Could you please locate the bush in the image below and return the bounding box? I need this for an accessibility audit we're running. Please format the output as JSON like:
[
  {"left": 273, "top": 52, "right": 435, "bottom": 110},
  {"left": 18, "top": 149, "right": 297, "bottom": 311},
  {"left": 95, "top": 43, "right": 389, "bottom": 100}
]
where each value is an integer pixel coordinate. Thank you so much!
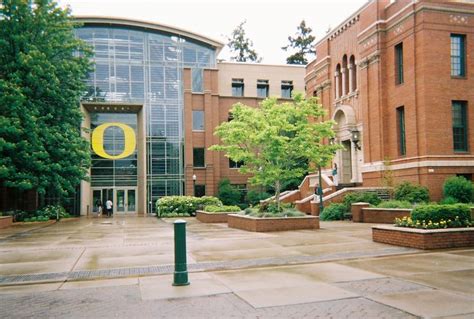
[
  {"left": 411, "top": 204, "right": 471, "bottom": 224},
  {"left": 443, "top": 176, "right": 474, "bottom": 204},
  {"left": 246, "top": 190, "right": 272, "bottom": 206},
  {"left": 440, "top": 196, "right": 458, "bottom": 205},
  {"left": 37, "top": 205, "right": 69, "bottom": 220},
  {"left": 204, "top": 205, "right": 241, "bottom": 213},
  {"left": 343, "top": 192, "right": 381, "bottom": 209},
  {"left": 377, "top": 200, "right": 412, "bottom": 209},
  {"left": 217, "top": 179, "right": 242, "bottom": 206},
  {"left": 394, "top": 182, "right": 430, "bottom": 203},
  {"left": 156, "top": 196, "right": 222, "bottom": 217},
  {"left": 320, "top": 203, "right": 347, "bottom": 221}
]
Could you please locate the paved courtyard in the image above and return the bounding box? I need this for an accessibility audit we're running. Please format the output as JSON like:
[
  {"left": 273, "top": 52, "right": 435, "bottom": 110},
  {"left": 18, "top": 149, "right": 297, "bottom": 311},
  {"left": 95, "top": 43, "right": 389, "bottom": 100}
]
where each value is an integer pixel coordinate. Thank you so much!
[{"left": 0, "top": 217, "right": 473, "bottom": 318}]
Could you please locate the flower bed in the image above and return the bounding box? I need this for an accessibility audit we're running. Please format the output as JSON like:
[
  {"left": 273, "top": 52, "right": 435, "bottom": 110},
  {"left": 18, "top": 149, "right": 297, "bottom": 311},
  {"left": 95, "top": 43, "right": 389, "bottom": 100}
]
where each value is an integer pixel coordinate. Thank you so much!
[
  {"left": 227, "top": 214, "right": 319, "bottom": 232},
  {"left": 372, "top": 225, "right": 474, "bottom": 249},
  {"left": 196, "top": 210, "right": 233, "bottom": 223}
]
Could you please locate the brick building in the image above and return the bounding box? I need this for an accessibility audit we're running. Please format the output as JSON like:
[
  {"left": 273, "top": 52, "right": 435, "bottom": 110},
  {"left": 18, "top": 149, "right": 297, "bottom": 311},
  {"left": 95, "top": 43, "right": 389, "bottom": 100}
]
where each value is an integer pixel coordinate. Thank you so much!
[
  {"left": 76, "top": 17, "right": 305, "bottom": 215},
  {"left": 305, "top": 0, "right": 474, "bottom": 200}
]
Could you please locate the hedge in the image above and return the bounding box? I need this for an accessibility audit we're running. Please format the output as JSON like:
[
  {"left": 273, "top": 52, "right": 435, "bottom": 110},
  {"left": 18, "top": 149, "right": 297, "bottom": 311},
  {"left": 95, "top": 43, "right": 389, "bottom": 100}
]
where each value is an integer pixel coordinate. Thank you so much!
[
  {"left": 156, "top": 196, "right": 222, "bottom": 217},
  {"left": 204, "top": 205, "right": 241, "bottom": 213},
  {"left": 411, "top": 204, "right": 471, "bottom": 223},
  {"left": 320, "top": 203, "right": 347, "bottom": 221}
]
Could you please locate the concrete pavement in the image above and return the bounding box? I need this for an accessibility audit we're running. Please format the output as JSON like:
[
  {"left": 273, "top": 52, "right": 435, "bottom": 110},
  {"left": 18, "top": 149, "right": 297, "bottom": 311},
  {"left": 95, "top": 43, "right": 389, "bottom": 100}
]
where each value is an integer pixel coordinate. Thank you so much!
[{"left": 0, "top": 217, "right": 473, "bottom": 318}]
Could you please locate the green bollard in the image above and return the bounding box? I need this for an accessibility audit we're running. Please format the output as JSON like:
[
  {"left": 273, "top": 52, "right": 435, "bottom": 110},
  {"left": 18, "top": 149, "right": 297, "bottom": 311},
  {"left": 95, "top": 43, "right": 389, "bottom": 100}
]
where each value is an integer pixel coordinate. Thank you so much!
[{"left": 173, "top": 219, "right": 190, "bottom": 286}]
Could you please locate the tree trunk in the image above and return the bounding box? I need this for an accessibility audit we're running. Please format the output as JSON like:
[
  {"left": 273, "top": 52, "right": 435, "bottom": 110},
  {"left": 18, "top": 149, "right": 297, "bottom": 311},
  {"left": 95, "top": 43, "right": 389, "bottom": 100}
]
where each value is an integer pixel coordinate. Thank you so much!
[{"left": 275, "top": 180, "right": 281, "bottom": 212}]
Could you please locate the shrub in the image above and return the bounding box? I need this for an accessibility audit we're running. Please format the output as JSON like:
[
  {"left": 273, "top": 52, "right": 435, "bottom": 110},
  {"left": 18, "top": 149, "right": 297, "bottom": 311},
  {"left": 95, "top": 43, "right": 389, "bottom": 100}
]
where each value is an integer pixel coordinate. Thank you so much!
[
  {"left": 156, "top": 196, "right": 222, "bottom": 217},
  {"left": 395, "top": 215, "right": 472, "bottom": 229},
  {"left": 246, "top": 190, "right": 272, "bottom": 206},
  {"left": 343, "top": 192, "right": 381, "bottom": 209},
  {"left": 217, "top": 179, "right": 242, "bottom": 206},
  {"left": 440, "top": 196, "right": 458, "bottom": 205},
  {"left": 37, "top": 205, "right": 69, "bottom": 220},
  {"left": 377, "top": 200, "right": 412, "bottom": 209},
  {"left": 394, "top": 182, "right": 430, "bottom": 203},
  {"left": 443, "top": 176, "right": 474, "bottom": 204},
  {"left": 411, "top": 204, "right": 471, "bottom": 224},
  {"left": 204, "top": 205, "right": 241, "bottom": 213},
  {"left": 320, "top": 203, "right": 347, "bottom": 221}
]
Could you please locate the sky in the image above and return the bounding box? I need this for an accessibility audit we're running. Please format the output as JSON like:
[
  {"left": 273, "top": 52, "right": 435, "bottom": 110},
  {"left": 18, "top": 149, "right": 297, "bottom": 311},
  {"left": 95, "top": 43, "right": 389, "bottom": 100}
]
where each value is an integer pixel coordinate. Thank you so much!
[{"left": 58, "top": 0, "right": 368, "bottom": 64}]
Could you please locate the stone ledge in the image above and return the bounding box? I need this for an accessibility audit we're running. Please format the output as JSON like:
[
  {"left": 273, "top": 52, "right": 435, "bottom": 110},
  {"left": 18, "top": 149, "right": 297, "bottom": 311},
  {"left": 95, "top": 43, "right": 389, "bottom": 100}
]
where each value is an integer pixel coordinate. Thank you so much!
[
  {"left": 227, "top": 214, "right": 320, "bottom": 232},
  {"left": 196, "top": 210, "right": 234, "bottom": 223},
  {"left": 0, "top": 216, "right": 13, "bottom": 229}
]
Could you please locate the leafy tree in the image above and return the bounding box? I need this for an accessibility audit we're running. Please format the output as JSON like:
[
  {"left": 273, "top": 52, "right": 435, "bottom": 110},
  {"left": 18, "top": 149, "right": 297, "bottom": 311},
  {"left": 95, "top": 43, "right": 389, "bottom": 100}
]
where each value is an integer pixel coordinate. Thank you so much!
[
  {"left": 210, "top": 94, "right": 341, "bottom": 210},
  {"left": 227, "top": 20, "right": 262, "bottom": 63},
  {"left": 0, "top": 0, "right": 92, "bottom": 204},
  {"left": 282, "top": 20, "right": 316, "bottom": 65},
  {"left": 217, "top": 178, "right": 241, "bottom": 206}
]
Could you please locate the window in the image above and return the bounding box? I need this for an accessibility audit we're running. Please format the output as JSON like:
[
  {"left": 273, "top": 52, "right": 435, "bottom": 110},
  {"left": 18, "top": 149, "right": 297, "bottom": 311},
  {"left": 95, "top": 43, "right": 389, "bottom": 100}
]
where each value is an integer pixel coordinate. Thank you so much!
[
  {"left": 397, "top": 106, "right": 406, "bottom": 156},
  {"left": 395, "top": 43, "right": 404, "bottom": 85},
  {"left": 192, "top": 110, "right": 204, "bottom": 131},
  {"left": 451, "top": 34, "right": 466, "bottom": 77},
  {"left": 232, "top": 79, "right": 244, "bottom": 97},
  {"left": 229, "top": 159, "right": 243, "bottom": 169},
  {"left": 194, "top": 185, "right": 206, "bottom": 197},
  {"left": 281, "top": 80, "right": 293, "bottom": 98},
  {"left": 192, "top": 68, "right": 203, "bottom": 92},
  {"left": 257, "top": 79, "right": 269, "bottom": 98},
  {"left": 452, "top": 101, "right": 468, "bottom": 152},
  {"left": 193, "top": 148, "right": 205, "bottom": 167}
]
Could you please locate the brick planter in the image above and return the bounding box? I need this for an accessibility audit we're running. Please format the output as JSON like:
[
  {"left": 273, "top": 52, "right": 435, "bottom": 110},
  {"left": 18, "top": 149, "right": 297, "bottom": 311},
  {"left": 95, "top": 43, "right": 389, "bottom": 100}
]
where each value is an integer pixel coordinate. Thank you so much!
[
  {"left": 0, "top": 216, "right": 13, "bottom": 229},
  {"left": 373, "top": 225, "right": 474, "bottom": 249},
  {"left": 196, "top": 210, "right": 235, "bottom": 223},
  {"left": 351, "top": 203, "right": 412, "bottom": 223},
  {"left": 227, "top": 214, "right": 319, "bottom": 232}
]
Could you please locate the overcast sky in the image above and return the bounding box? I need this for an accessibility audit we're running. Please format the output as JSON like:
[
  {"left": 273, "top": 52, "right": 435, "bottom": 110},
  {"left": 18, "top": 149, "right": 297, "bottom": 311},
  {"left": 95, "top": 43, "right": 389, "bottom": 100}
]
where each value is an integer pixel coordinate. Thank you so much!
[{"left": 58, "top": 0, "right": 368, "bottom": 64}]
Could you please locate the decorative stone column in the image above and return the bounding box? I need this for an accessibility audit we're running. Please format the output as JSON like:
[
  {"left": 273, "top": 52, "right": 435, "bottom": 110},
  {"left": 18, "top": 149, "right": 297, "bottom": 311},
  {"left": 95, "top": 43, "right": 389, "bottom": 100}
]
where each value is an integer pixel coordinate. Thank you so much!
[
  {"left": 341, "top": 67, "right": 347, "bottom": 96},
  {"left": 352, "top": 202, "right": 370, "bottom": 222},
  {"left": 349, "top": 64, "right": 354, "bottom": 92}
]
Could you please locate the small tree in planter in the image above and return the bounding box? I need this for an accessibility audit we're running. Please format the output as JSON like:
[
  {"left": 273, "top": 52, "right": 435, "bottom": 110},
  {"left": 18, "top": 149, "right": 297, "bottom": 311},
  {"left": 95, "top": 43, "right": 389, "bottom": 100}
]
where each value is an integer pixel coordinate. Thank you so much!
[{"left": 210, "top": 94, "right": 340, "bottom": 212}]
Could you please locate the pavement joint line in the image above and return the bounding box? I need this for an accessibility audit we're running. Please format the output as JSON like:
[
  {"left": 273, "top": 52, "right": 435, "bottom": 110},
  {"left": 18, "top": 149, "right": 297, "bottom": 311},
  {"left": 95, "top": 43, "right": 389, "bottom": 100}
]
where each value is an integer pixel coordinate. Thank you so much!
[{"left": 0, "top": 246, "right": 419, "bottom": 286}]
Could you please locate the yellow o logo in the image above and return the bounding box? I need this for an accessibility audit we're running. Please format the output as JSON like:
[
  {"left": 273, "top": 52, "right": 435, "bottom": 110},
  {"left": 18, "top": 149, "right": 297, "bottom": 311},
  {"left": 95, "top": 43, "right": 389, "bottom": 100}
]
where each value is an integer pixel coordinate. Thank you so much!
[{"left": 91, "top": 123, "right": 136, "bottom": 159}]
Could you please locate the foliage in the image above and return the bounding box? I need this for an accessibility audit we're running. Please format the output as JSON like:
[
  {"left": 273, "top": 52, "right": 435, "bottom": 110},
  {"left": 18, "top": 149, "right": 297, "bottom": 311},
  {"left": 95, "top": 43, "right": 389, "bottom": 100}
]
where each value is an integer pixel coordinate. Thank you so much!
[
  {"left": 244, "top": 206, "right": 305, "bottom": 218},
  {"left": 36, "top": 205, "right": 70, "bottom": 219},
  {"left": 320, "top": 203, "right": 347, "bottom": 221},
  {"left": 0, "top": 0, "right": 92, "bottom": 201},
  {"left": 246, "top": 190, "right": 272, "bottom": 206},
  {"left": 1, "top": 204, "right": 70, "bottom": 222},
  {"left": 210, "top": 94, "right": 341, "bottom": 211},
  {"left": 227, "top": 20, "right": 262, "bottom": 63},
  {"left": 343, "top": 192, "right": 381, "bottom": 209},
  {"left": 410, "top": 204, "right": 471, "bottom": 224},
  {"left": 156, "top": 196, "right": 222, "bottom": 217},
  {"left": 281, "top": 20, "right": 316, "bottom": 65},
  {"left": 443, "top": 176, "right": 474, "bottom": 204},
  {"left": 395, "top": 215, "right": 472, "bottom": 229},
  {"left": 217, "top": 178, "right": 241, "bottom": 206},
  {"left": 394, "top": 182, "right": 430, "bottom": 203},
  {"left": 204, "top": 205, "right": 241, "bottom": 213},
  {"left": 381, "top": 158, "right": 395, "bottom": 198},
  {"left": 440, "top": 196, "right": 459, "bottom": 205},
  {"left": 376, "top": 200, "right": 412, "bottom": 209}
]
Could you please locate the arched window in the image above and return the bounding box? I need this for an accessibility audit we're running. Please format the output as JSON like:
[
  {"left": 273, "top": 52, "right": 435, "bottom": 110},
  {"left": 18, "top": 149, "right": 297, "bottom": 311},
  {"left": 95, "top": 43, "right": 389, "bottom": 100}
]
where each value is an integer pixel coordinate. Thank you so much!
[
  {"left": 342, "top": 55, "right": 349, "bottom": 96},
  {"left": 350, "top": 55, "right": 357, "bottom": 92},
  {"left": 335, "top": 64, "right": 342, "bottom": 99}
]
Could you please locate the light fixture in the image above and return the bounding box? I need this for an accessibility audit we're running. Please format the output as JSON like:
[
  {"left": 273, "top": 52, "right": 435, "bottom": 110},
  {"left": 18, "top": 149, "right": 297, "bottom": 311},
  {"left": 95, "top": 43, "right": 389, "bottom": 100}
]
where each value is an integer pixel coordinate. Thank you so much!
[
  {"left": 329, "top": 137, "right": 336, "bottom": 145},
  {"left": 351, "top": 129, "right": 361, "bottom": 150},
  {"left": 192, "top": 174, "right": 197, "bottom": 182}
]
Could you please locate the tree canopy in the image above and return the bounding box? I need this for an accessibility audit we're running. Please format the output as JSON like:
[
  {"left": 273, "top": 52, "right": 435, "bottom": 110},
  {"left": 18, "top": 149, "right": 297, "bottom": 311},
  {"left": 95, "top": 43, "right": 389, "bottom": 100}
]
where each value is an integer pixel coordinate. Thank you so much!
[
  {"left": 0, "top": 0, "right": 92, "bottom": 201},
  {"left": 210, "top": 94, "right": 341, "bottom": 208},
  {"left": 227, "top": 20, "right": 262, "bottom": 63},
  {"left": 282, "top": 20, "right": 316, "bottom": 65}
]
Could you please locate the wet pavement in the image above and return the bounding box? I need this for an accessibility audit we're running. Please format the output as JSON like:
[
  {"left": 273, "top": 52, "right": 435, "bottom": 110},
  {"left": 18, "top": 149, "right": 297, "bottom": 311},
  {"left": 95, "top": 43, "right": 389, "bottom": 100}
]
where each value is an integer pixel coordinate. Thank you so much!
[{"left": 0, "top": 216, "right": 473, "bottom": 318}]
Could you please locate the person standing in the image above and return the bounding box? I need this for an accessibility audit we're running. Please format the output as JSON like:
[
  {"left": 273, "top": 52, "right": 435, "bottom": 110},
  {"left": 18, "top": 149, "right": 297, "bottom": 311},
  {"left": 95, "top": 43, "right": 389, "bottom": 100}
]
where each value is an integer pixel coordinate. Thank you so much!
[
  {"left": 332, "top": 163, "right": 338, "bottom": 187},
  {"left": 95, "top": 199, "right": 103, "bottom": 217},
  {"left": 105, "top": 198, "right": 113, "bottom": 217}
]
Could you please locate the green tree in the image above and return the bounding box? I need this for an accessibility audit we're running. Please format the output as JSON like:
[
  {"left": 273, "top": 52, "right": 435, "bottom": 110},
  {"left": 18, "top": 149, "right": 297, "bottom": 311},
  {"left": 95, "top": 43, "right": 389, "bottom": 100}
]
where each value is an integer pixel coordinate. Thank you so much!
[
  {"left": 217, "top": 178, "right": 241, "bottom": 206},
  {"left": 210, "top": 94, "right": 341, "bottom": 210},
  {"left": 0, "top": 0, "right": 92, "bottom": 204},
  {"left": 227, "top": 20, "right": 262, "bottom": 63},
  {"left": 282, "top": 20, "right": 316, "bottom": 65}
]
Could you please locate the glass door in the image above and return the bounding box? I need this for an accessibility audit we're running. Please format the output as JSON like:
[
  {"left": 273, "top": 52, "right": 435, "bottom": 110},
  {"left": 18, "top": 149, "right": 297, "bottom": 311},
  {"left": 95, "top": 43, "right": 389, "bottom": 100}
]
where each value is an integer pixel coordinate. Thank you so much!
[
  {"left": 127, "top": 189, "right": 136, "bottom": 213},
  {"left": 116, "top": 189, "right": 126, "bottom": 214}
]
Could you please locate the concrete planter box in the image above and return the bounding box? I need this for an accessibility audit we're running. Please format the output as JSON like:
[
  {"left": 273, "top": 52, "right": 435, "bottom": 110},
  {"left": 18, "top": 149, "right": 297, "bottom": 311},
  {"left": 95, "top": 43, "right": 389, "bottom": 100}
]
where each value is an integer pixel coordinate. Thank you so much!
[
  {"left": 352, "top": 203, "right": 411, "bottom": 223},
  {"left": 196, "top": 210, "right": 235, "bottom": 223},
  {"left": 227, "top": 214, "right": 319, "bottom": 232},
  {"left": 0, "top": 216, "right": 13, "bottom": 229},
  {"left": 373, "top": 225, "right": 474, "bottom": 249}
]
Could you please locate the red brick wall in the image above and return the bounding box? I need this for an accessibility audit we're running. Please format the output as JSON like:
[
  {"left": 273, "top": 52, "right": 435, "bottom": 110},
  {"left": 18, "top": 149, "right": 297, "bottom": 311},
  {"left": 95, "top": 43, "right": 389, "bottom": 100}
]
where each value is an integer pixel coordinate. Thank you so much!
[
  {"left": 227, "top": 214, "right": 319, "bottom": 232},
  {"left": 0, "top": 216, "right": 13, "bottom": 229},
  {"left": 196, "top": 210, "right": 230, "bottom": 223}
]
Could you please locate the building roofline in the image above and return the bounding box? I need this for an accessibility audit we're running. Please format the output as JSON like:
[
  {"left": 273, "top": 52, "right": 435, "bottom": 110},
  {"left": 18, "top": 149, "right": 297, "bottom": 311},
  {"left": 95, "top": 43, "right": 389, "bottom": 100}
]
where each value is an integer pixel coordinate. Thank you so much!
[
  {"left": 217, "top": 61, "right": 306, "bottom": 68},
  {"left": 75, "top": 16, "right": 224, "bottom": 54}
]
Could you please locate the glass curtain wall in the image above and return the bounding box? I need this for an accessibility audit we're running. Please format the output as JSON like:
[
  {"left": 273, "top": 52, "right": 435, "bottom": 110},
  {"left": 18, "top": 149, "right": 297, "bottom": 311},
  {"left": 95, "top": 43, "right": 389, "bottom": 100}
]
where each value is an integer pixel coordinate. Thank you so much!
[{"left": 77, "top": 26, "right": 216, "bottom": 209}]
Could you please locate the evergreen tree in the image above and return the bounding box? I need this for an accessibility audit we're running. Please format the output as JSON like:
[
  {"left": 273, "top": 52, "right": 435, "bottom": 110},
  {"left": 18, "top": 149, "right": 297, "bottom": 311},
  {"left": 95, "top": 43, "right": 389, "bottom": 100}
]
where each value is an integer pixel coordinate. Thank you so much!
[
  {"left": 227, "top": 20, "right": 262, "bottom": 63},
  {"left": 0, "top": 0, "right": 92, "bottom": 203},
  {"left": 282, "top": 20, "right": 316, "bottom": 65}
]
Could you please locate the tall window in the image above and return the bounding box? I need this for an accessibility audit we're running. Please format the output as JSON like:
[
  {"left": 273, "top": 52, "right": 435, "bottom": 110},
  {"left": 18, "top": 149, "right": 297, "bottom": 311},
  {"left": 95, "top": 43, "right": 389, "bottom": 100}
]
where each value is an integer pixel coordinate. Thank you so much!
[
  {"left": 257, "top": 79, "right": 269, "bottom": 98},
  {"left": 192, "top": 68, "right": 203, "bottom": 92},
  {"left": 232, "top": 78, "right": 244, "bottom": 97},
  {"left": 229, "top": 159, "right": 243, "bottom": 168},
  {"left": 452, "top": 101, "right": 468, "bottom": 152},
  {"left": 193, "top": 148, "right": 205, "bottom": 167},
  {"left": 281, "top": 80, "right": 293, "bottom": 98},
  {"left": 194, "top": 185, "right": 206, "bottom": 197},
  {"left": 395, "top": 43, "right": 404, "bottom": 85},
  {"left": 397, "top": 106, "right": 406, "bottom": 156},
  {"left": 451, "top": 34, "right": 466, "bottom": 77},
  {"left": 192, "top": 110, "right": 204, "bottom": 131}
]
